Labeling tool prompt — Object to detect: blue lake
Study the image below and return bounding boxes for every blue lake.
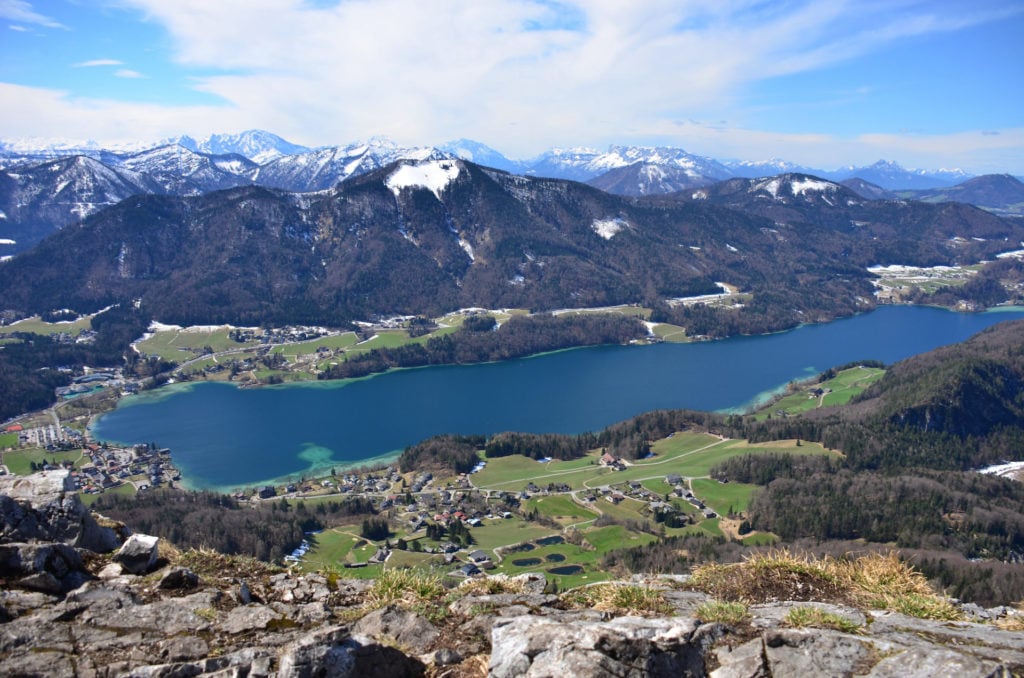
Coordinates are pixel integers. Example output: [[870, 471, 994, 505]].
[[91, 305, 1024, 490]]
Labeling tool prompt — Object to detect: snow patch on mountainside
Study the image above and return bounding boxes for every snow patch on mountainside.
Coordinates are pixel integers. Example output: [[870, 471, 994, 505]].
[[791, 178, 837, 195], [386, 160, 460, 199], [753, 178, 781, 197], [592, 217, 628, 239]]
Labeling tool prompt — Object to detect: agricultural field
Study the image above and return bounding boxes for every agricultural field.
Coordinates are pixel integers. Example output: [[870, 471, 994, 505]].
[[292, 431, 840, 584], [78, 482, 136, 506], [4, 314, 95, 336], [270, 333, 359, 357], [690, 478, 757, 515], [135, 327, 261, 362], [525, 495, 598, 526], [2, 448, 86, 475], [869, 263, 981, 299], [650, 323, 689, 342]]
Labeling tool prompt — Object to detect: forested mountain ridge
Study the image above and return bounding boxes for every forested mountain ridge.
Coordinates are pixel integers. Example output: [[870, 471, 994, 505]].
[[741, 319, 1024, 471], [2, 158, 1022, 330]]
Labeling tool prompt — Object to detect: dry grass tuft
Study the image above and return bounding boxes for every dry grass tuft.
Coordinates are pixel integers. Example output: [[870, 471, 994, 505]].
[[457, 575, 528, 596], [688, 549, 962, 621], [175, 547, 282, 582], [560, 583, 673, 616], [365, 567, 447, 610], [785, 606, 862, 633], [831, 552, 933, 599], [995, 614, 1024, 632], [695, 600, 750, 625], [689, 549, 847, 605]]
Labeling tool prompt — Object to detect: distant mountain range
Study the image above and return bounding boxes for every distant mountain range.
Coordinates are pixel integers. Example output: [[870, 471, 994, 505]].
[[1, 157, 1020, 330], [1, 130, 1021, 258]]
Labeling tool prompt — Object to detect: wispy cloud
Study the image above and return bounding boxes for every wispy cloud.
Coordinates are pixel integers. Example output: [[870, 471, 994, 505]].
[[8, 23, 28, 31], [2, 1, 1020, 173], [0, 0, 66, 29], [74, 59, 125, 68], [110, 0, 1019, 156]]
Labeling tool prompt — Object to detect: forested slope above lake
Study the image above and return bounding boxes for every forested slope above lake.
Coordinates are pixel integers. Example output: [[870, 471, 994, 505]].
[[2, 159, 1022, 332], [737, 318, 1024, 471]]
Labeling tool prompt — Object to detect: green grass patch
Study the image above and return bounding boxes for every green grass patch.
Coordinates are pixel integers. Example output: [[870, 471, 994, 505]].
[[299, 529, 366, 571], [756, 366, 885, 419], [640, 478, 674, 497], [682, 517, 723, 537], [5, 315, 94, 335], [695, 600, 750, 625], [350, 331, 412, 351], [786, 606, 862, 633], [594, 495, 651, 523], [474, 454, 602, 490], [462, 519, 552, 552], [3, 448, 84, 475], [525, 495, 598, 524], [79, 482, 136, 505], [690, 478, 757, 515], [0, 432, 18, 449], [741, 532, 779, 546], [583, 524, 656, 553], [651, 323, 689, 342], [271, 333, 359, 356], [137, 327, 267, 362]]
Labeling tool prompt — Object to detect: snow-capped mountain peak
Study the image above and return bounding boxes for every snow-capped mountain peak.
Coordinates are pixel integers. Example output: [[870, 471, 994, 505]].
[[176, 130, 310, 165]]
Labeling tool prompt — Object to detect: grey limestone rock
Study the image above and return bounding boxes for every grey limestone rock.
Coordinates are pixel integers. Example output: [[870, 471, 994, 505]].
[[0, 541, 90, 593], [159, 566, 200, 590], [115, 533, 160, 574], [711, 638, 768, 678], [762, 628, 874, 677], [0, 470, 123, 552], [352, 604, 439, 654], [866, 647, 1007, 678], [448, 591, 558, 617], [489, 614, 724, 678]]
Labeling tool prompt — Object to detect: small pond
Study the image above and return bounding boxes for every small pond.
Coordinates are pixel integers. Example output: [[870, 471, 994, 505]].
[[506, 543, 536, 553], [511, 558, 542, 567], [545, 553, 566, 562], [536, 536, 565, 546], [547, 565, 584, 576]]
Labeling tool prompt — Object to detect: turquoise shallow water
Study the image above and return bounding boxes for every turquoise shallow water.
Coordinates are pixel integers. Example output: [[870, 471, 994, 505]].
[[91, 305, 1024, 490]]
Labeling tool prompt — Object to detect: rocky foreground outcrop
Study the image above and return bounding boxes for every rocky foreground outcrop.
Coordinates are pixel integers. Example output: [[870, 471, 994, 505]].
[[2, 471, 1024, 677]]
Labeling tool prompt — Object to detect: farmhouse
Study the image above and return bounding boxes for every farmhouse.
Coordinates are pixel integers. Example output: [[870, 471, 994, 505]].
[[467, 550, 494, 569]]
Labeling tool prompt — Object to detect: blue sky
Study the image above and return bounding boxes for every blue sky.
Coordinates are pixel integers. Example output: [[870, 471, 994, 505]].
[[1, 0, 1022, 173]]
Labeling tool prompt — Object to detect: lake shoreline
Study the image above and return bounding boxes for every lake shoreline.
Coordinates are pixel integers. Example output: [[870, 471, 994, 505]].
[[91, 305, 1024, 491]]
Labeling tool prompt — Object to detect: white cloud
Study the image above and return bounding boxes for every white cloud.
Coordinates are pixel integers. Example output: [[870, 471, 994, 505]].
[[114, 69, 145, 79], [0, 0, 65, 28], [0, 82, 250, 144], [8, 23, 28, 31], [106, 1, 1017, 156], [2, 1, 1021, 173], [74, 59, 125, 68]]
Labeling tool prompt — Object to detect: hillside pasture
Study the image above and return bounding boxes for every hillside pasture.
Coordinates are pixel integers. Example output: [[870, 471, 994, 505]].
[[6, 314, 95, 335], [690, 478, 758, 515], [525, 495, 598, 525], [758, 366, 885, 418]]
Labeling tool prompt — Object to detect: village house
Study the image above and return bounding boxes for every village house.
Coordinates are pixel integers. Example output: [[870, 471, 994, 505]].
[[467, 550, 494, 569]]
